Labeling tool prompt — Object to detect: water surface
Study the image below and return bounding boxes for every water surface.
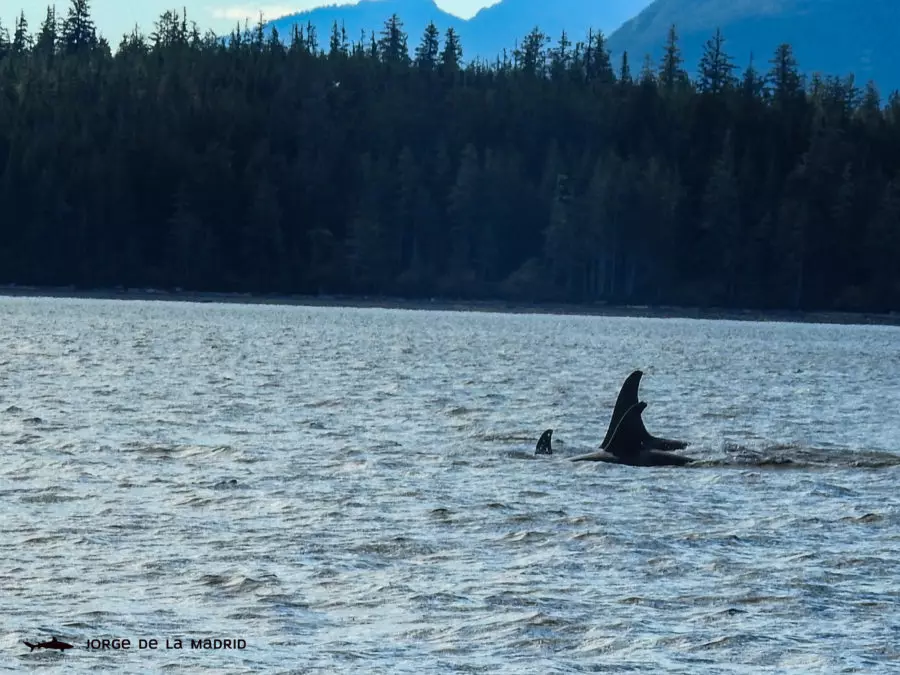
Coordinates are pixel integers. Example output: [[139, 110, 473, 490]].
[[2, 297, 899, 673]]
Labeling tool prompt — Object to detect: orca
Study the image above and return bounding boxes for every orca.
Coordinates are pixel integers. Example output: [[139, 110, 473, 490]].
[[23, 637, 74, 652], [572, 401, 695, 466], [600, 370, 688, 452], [535, 429, 553, 455]]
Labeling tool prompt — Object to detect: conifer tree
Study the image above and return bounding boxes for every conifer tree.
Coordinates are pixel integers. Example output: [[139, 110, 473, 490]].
[[415, 21, 440, 70], [517, 27, 549, 77], [697, 28, 737, 95], [34, 6, 58, 57], [658, 24, 687, 93], [768, 43, 803, 107], [11, 11, 30, 52], [584, 29, 614, 84], [379, 14, 408, 65], [0, 3, 896, 310], [702, 131, 741, 300], [865, 176, 900, 307], [440, 27, 461, 74], [62, 0, 97, 53], [618, 51, 632, 86]]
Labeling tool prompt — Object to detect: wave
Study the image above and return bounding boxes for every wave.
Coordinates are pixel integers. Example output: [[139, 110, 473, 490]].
[[691, 444, 900, 469], [511, 442, 900, 469]]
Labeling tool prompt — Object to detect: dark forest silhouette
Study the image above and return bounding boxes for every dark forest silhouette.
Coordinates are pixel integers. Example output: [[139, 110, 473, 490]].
[[1, 2, 899, 312]]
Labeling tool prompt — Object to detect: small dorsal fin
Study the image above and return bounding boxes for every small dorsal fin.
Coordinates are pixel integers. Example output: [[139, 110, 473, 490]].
[[600, 371, 642, 449], [535, 429, 553, 455], [605, 401, 647, 458]]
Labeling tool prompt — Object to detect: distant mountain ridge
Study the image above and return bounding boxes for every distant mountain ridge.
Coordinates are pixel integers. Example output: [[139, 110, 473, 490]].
[[264, 0, 651, 62], [264, 0, 900, 96], [266, 0, 463, 48], [607, 0, 900, 95]]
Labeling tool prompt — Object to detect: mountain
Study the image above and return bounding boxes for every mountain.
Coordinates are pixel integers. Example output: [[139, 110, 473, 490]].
[[607, 0, 900, 95], [265, 0, 652, 63], [462, 0, 651, 59], [264, 0, 900, 93], [266, 0, 465, 50]]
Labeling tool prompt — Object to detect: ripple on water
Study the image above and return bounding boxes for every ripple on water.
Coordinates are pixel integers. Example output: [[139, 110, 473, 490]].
[[2, 297, 900, 673]]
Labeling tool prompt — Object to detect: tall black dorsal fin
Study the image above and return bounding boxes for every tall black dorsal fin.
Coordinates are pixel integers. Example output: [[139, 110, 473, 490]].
[[535, 429, 553, 455], [600, 370, 642, 449], [605, 401, 647, 459]]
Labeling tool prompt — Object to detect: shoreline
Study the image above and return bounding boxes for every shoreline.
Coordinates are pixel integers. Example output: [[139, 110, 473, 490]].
[[2, 285, 899, 327]]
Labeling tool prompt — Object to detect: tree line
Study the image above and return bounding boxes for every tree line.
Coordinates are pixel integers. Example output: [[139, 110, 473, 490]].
[[1, 1, 898, 311]]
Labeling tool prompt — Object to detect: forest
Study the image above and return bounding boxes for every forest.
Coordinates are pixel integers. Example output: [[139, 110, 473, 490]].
[[1, 1, 899, 312]]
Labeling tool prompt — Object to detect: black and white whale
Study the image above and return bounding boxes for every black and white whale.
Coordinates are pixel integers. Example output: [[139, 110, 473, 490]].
[[571, 401, 695, 465], [536, 395, 695, 466], [600, 370, 688, 452], [531, 370, 692, 464]]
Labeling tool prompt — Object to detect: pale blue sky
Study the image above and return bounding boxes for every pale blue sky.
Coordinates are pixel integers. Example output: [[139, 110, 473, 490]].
[[1, 1, 498, 42]]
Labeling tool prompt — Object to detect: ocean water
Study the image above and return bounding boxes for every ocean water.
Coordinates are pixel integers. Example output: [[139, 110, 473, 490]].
[[2, 296, 899, 673]]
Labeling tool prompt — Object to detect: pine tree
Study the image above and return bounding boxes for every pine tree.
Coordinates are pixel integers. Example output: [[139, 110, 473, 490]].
[[740, 53, 765, 100], [549, 31, 571, 81], [776, 164, 810, 310], [0, 4, 895, 310], [639, 54, 656, 86], [328, 20, 349, 58], [379, 14, 409, 65], [168, 182, 213, 290], [702, 131, 741, 301], [517, 27, 549, 77], [346, 154, 389, 292], [658, 24, 688, 94], [447, 143, 480, 280], [544, 173, 578, 294], [305, 21, 318, 53], [618, 51, 632, 86], [62, 0, 97, 54], [395, 146, 419, 273], [584, 29, 614, 84], [855, 81, 882, 129], [864, 176, 900, 308], [697, 28, 737, 95], [11, 11, 30, 53], [639, 158, 681, 300], [34, 6, 59, 57], [768, 43, 803, 107], [440, 27, 462, 75], [579, 158, 610, 298], [0, 20, 9, 59], [415, 22, 440, 71]]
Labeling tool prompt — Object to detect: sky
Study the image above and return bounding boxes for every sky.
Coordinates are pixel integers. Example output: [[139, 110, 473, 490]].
[[0, 1, 499, 42]]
